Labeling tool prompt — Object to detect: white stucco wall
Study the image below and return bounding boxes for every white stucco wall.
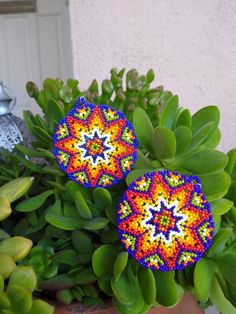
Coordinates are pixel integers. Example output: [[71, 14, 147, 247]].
[[69, 0, 236, 152]]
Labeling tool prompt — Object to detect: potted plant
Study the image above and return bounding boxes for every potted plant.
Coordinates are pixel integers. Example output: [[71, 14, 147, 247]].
[[0, 68, 235, 314]]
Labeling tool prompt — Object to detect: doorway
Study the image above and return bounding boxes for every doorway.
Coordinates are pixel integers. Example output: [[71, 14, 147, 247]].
[[0, 0, 73, 116]]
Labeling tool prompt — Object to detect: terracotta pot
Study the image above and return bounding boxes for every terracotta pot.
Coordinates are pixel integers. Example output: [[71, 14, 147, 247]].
[[55, 292, 203, 314]]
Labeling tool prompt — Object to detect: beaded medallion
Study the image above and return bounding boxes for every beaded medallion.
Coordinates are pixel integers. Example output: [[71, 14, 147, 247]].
[[53, 97, 138, 188], [117, 171, 214, 271]]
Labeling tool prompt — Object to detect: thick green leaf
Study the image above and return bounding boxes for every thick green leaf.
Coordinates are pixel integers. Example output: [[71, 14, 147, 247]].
[[211, 198, 233, 215], [0, 237, 32, 262], [26, 81, 39, 98], [191, 106, 220, 138], [15, 145, 46, 158], [138, 268, 156, 305], [134, 150, 151, 169], [218, 252, 236, 286], [14, 155, 45, 173], [36, 148, 55, 159], [43, 166, 64, 177], [63, 201, 80, 218], [227, 183, 236, 208], [15, 190, 53, 212], [199, 171, 231, 201], [174, 126, 192, 154], [23, 110, 40, 135], [113, 295, 142, 314], [153, 271, 178, 307], [65, 181, 92, 202], [0, 276, 4, 292], [201, 128, 221, 149], [159, 91, 173, 105], [82, 284, 98, 298], [73, 286, 83, 302], [159, 95, 179, 129], [175, 109, 191, 128], [111, 273, 133, 305], [52, 249, 78, 266], [97, 276, 112, 296], [0, 291, 10, 310], [210, 276, 236, 314], [72, 230, 92, 263], [75, 268, 97, 285], [93, 188, 112, 211], [0, 230, 9, 241], [111, 71, 122, 88], [67, 78, 79, 90], [46, 225, 68, 239], [225, 148, 236, 174], [92, 245, 119, 277], [113, 252, 129, 282], [214, 268, 229, 300], [56, 288, 74, 305], [0, 177, 34, 203], [0, 253, 16, 279], [84, 217, 109, 231], [32, 125, 52, 143], [7, 285, 32, 314], [46, 98, 64, 123], [45, 213, 86, 231], [149, 160, 162, 168], [148, 92, 160, 106], [0, 195, 11, 221], [146, 69, 155, 83], [44, 82, 58, 100], [27, 300, 54, 314], [230, 207, 236, 226], [59, 86, 73, 103], [74, 191, 92, 220], [8, 266, 37, 293], [112, 266, 144, 314], [152, 126, 176, 160], [133, 107, 154, 151], [102, 79, 114, 95], [207, 229, 232, 257], [175, 150, 228, 174], [227, 283, 236, 306], [44, 264, 58, 279], [193, 258, 213, 302], [189, 121, 214, 150], [40, 274, 75, 290], [45, 201, 86, 230], [213, 214, 221, 234]]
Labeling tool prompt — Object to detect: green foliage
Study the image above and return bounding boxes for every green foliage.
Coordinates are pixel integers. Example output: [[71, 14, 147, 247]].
[[0, 186, 53, 314], [138, 268, 156, 305], [193, 258, 213, 303], [0, 68, 235, 313], [153, 271, 182, 307]]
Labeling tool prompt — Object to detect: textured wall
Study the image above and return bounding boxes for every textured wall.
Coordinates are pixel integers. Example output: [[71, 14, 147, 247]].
[[69, 0, 236, 152]]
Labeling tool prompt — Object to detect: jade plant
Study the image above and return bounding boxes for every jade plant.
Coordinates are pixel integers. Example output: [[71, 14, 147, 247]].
[[0, 68, 235, 313], [0, 177, 54, 314]]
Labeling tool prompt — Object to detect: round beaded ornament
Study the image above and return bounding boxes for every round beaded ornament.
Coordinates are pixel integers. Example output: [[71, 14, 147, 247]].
[[53, 97, 138, 188], [117, 171, 214, 271]]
